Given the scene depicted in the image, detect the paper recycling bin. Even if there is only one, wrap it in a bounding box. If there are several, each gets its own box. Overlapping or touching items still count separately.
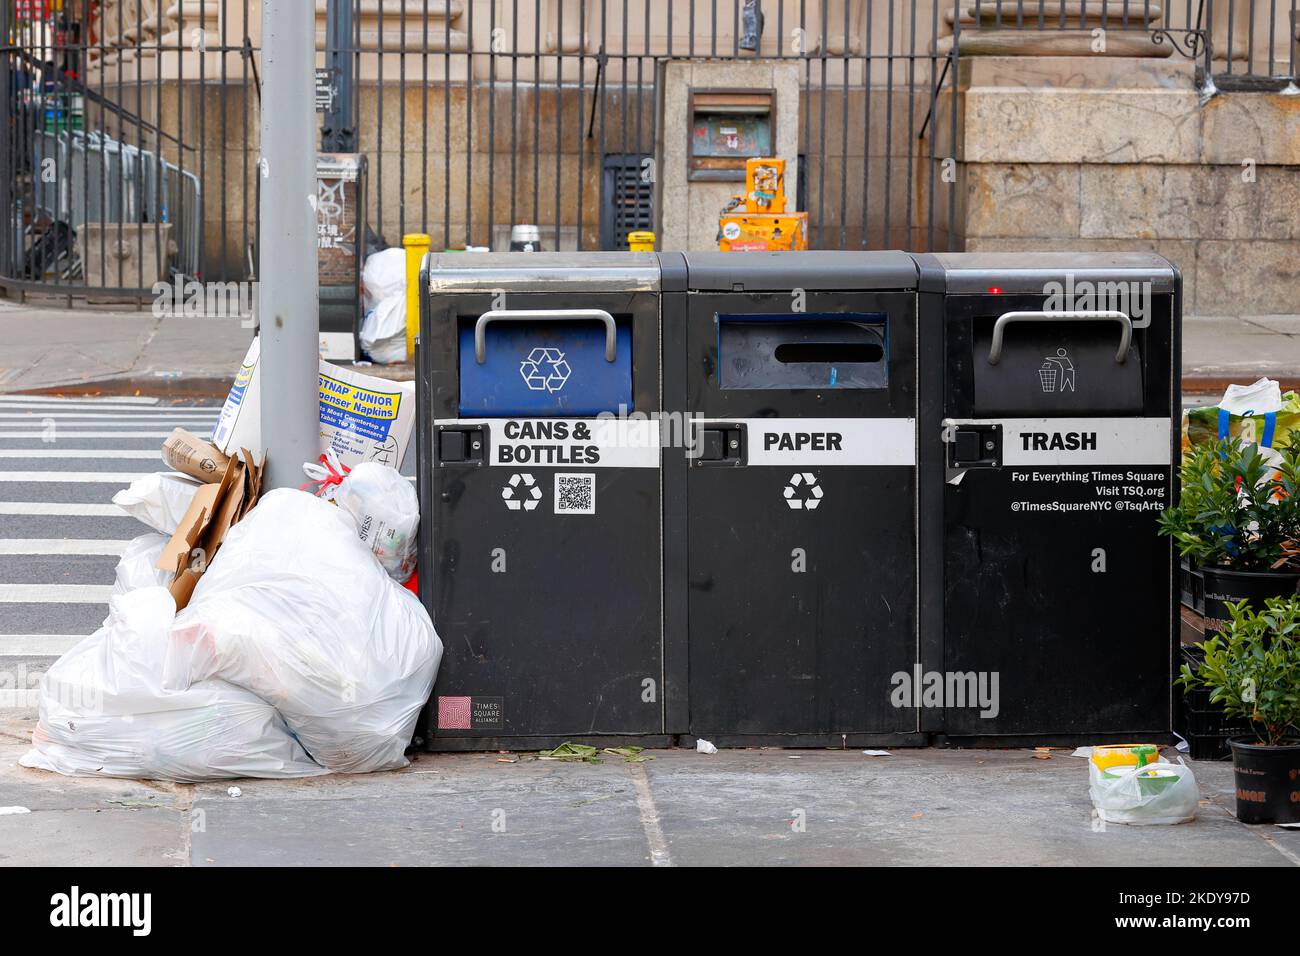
[664,251,923,746]
[416,253,671,750]
[915,252,1179,743]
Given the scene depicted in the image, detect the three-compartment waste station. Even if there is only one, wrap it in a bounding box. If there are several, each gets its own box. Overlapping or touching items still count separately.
[415,251,1180,750]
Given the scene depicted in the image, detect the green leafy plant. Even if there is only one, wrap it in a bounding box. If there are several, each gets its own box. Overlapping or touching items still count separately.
[1158,437,1300,571]
[1177,597,1300,746]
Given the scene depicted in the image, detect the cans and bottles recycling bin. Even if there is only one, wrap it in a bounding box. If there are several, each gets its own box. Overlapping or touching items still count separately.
[416,251,1181,750]
[416,254,669,750]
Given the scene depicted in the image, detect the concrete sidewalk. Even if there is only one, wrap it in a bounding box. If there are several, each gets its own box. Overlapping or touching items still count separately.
[1,301,1298,397]
[1,716,1296,866]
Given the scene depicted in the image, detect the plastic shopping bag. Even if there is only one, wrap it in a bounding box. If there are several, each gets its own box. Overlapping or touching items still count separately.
[164,489,441,773]
[112,472,203,534]
[1088,758,1199,825]
[21,587,325,782]
[334,462,420,581]
[1182,378,1300,458]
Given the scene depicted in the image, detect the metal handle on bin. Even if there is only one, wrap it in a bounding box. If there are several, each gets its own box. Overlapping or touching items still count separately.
[987,311,1132,366]
[474,309,618,364]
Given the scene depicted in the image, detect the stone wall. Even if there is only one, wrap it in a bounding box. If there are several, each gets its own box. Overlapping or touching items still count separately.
[939,56,1300,318]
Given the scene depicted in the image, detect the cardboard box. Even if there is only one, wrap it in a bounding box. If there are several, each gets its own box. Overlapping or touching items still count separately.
[161,428,231,483]
[211,337,415,471]
[157,448,265,610]
[719,211,809,252]
[745,158,787,213]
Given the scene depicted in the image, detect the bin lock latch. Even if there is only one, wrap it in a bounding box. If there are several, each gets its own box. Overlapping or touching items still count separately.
[437,424,488,466]
[943,421,1001,470]
[692,423,746,466]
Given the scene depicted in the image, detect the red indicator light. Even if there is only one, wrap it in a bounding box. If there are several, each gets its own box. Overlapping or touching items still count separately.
[988,286,1003,294]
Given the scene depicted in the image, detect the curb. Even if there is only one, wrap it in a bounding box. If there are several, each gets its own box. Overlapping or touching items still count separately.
[8,376,238,400]
[1182,375,1300,397]
[5,363,418,400]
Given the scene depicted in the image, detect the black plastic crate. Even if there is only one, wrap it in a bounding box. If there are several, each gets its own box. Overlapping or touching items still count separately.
[1179,646,1252,760]
[1179,555,1205,614]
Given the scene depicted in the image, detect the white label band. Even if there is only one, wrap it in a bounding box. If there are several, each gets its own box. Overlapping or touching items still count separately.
[947,417,1173,466]
[440,418,660,468]
[711,417,917,467]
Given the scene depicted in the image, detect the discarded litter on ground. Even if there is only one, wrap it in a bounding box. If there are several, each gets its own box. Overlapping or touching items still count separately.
[21,587,327,782]
[164,489,441,773]
[1087,744,1199,825]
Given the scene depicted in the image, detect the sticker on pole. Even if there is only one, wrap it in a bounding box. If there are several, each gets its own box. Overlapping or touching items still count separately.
[783,472,824,510]
[502,473,542,511]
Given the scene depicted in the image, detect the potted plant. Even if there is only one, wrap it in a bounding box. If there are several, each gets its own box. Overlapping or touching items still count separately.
[1177,596,1300,823]
[1159,438,1300,631]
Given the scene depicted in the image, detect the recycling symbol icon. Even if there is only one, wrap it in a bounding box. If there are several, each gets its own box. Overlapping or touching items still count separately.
[520,347,571,393]
[783,472,824,510]
[502,473,542,511]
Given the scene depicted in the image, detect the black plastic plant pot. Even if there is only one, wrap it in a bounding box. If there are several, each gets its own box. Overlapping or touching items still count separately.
[1200,567,1300,636]
[1229,738,1300,824]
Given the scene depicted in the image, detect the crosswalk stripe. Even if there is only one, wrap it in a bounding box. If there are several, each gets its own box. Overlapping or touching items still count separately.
[0,471,176,483]
[1,635,87,655]
[0,449,161,459]
[0,502,126,517]
[0,431,175,438]
[0,583,112,603]
[0,539,130,555]
[0,414,217,422]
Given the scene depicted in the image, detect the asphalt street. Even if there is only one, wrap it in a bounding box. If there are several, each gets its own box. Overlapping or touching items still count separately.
[0,395,228,709]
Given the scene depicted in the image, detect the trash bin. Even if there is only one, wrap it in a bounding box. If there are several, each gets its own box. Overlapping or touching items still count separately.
[916,252,1180,743]
[416,252,671,750]
[665,251,923,746]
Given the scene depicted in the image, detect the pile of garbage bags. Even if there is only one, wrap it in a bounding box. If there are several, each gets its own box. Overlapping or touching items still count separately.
[22,489,442,781]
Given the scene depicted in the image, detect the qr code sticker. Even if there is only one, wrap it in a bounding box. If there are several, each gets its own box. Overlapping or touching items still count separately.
[554,472,596,515]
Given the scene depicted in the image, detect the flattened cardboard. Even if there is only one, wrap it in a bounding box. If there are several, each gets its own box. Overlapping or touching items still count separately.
[156,452,242,610]
[212,337,415,470]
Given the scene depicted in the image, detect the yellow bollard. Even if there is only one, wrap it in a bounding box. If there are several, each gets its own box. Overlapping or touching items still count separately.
[402,233,432,361]
[627,230,655,252]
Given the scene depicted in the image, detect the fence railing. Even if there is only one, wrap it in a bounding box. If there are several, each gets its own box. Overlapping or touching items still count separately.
[967,1,1298,83]
[0,0,1293,300]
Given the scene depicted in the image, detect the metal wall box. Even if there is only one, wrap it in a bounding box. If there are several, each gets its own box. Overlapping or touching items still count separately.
[316,153,367,361]
[688,90,774,181]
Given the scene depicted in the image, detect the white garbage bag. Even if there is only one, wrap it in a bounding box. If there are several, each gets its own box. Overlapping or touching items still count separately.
[164,489,441,773]
[334,462,420,581]
[1088,758,1199,825]
[360,247,408,365]
[361,247,406,311]
[360,295,408,365]
[20,587,325,782]
[110,532,174,599]
[112,472,203,534]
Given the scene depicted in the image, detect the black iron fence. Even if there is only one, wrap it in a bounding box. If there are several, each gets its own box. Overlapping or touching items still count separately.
[0,0,1293,299]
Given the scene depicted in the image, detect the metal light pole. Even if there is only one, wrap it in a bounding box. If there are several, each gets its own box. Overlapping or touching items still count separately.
[259,0,320,489]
